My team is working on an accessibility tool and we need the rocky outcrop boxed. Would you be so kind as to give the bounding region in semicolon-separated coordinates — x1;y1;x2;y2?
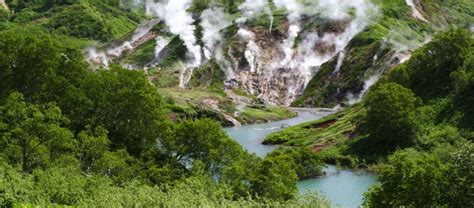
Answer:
224;16;361;106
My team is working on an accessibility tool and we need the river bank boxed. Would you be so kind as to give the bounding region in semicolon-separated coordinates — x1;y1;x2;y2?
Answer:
225;108;334;156
224;108;378;207
298;165;377;208
159;88;298;127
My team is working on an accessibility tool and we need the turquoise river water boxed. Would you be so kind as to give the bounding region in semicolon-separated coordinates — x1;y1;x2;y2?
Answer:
224;109;377;208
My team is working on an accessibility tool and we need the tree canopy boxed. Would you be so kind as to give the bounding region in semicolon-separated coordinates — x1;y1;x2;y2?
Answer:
361;82;419;151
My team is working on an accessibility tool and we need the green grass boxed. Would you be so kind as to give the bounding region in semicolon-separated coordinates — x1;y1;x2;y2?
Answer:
239;105;297;124
126;39;157;66
158;88;227;104
232;88;257;100
264;106;364;147
158;88;297;125
151;70;180;88
262;106;366;167
188;60;226;95
2;1;143;43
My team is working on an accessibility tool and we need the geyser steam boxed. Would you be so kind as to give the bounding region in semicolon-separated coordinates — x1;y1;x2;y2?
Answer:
274;0;302;67
237;0;274;30
89;0;380;106
200;7;231;60
146;0;202;87
86;18;160;67
231;0;378;105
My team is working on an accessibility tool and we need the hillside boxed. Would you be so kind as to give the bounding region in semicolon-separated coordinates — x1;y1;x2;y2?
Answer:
0;0;473;207
84;0;473;124
265;28;474;206
294;0;474;107
1;0;471;125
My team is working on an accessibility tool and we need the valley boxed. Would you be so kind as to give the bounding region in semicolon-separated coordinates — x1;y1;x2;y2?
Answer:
0;0;472;207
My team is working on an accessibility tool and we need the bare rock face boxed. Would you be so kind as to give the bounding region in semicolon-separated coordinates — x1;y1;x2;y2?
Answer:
224;17;359;106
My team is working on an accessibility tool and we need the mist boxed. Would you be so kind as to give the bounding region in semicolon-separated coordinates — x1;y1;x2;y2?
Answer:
200;7;231;60
145;0;202;87
274;0;302;67
237;0;273;29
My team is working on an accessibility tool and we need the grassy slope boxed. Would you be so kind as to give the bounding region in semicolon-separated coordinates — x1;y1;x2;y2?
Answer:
264;106;366;166
159;87;297;126
264;106;362;146
293;0;473;108
240;105;297;124
268;0;474;165
267;27;474;167
1;1;143;46
126;38;157;66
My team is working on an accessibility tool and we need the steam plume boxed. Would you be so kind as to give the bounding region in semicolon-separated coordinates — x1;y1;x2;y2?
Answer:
200;7;231;60
145;0;202;87
237;0;273;29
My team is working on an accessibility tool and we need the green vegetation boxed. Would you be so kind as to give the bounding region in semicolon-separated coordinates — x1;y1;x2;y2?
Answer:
240;105;297;124
1;0;473;207
293;0;473;107
0;163;331;207
364;145;473;207
267;147;325;179
264;107;364;166
126;39;157;67
264;108;360;146
3;0;143;41
359;83;419;152
188;60;226;94
269;28;474;206
0;28;331;206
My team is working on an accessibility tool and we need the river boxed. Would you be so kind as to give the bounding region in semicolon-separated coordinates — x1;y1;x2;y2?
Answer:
224;108;377;208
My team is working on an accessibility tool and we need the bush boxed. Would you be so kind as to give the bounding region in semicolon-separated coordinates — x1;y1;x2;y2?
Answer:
361;82;419;151
267;147;325;179
48;4;111;41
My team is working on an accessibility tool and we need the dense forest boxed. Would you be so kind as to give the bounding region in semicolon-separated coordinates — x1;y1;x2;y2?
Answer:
0;0;473;207
0;1;329;206
0;25;328;208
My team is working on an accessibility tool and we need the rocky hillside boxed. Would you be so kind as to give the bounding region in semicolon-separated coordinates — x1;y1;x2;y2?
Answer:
82;0;472;108
294;0;474;107
2;0;472;125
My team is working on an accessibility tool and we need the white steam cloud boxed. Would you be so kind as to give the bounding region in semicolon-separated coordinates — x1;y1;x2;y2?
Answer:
200;7;231;60
333;51;346;75
145;0;202;87
285;0;377;104
230;0;378;105
88;0;381;106
274;0;302;67
86;18;159;67
347;72;381;105
237;0;274;30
